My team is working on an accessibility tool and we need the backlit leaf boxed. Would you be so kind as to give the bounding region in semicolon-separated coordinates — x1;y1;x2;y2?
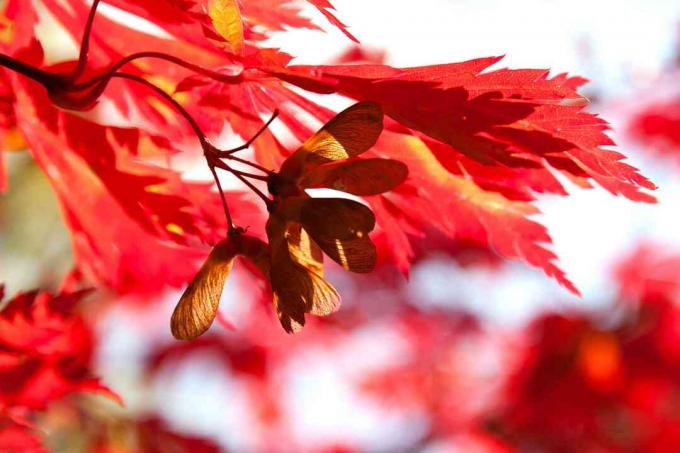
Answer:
208;0;244;54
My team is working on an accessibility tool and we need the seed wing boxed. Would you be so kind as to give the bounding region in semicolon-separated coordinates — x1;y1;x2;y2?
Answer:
171;241;236;340
299;158;408;196
280;102;383;178
300;198;377;273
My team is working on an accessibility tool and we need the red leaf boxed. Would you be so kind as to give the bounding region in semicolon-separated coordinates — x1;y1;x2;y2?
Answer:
0;289;119;410
305;0;359;43
367;132;579;294
630;96;680;160
0;421;47;453
270;58;656;202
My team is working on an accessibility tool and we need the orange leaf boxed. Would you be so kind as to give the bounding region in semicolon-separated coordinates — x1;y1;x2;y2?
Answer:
208;0;244;54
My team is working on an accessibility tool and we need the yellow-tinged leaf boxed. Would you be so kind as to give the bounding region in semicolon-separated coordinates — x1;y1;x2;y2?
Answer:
208;0;245;54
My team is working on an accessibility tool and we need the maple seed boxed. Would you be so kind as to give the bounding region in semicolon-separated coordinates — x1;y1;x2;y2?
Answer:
266;213;340;333
171;240;236;340
171;234;270;340
300;198;377;273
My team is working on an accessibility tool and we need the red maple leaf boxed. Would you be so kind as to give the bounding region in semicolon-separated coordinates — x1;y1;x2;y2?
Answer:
0;287;120;412
630;95;680;160
0;0;656;300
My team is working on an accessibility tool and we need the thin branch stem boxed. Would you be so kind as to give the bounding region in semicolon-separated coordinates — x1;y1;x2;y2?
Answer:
110;73;240;230
232;171;271;205
211;159;269;181
222;109;279;155
233;169;269;181
0;53;62;87
208;164;235;233
220;154;273;175
110;72;206;143
70;51;243;91
211;159;270;204
73;0;102;80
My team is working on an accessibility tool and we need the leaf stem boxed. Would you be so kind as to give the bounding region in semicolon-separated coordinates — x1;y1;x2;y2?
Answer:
72;0;102;80
0;53;62;88
110;73;206;143
221;109;279;155
221;154;273;175
110;72;238;231
208;164;235;233
211;159;271;205
69;51;243;91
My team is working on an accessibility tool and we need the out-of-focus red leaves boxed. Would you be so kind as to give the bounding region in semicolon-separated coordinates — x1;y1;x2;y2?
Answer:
491;245;680;451
88;417;220;453
615;243;680;304
630;96;680;159
0;289;120;410
361;311;511;437
0;420;46;453
0;70;23;192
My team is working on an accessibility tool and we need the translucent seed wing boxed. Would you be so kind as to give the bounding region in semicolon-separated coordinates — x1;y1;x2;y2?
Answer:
267;214;340;333
299;158;408;195
171;241;236;340
271;258;341;333
279;102;384;178
286;222;324;276
300;198;377;273
313;236;377;274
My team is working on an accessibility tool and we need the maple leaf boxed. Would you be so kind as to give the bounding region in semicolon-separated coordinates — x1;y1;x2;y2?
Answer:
269;59;656;202
0;289;120;411
0;34;238;294
364;132;581;293
9;75;226;294
630;96;680;160
208;0;245;54
305;0;359;43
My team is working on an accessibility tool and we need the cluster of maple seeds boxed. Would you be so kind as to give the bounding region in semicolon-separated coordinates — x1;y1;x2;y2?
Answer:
0;0;407;336
172;102;409;337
